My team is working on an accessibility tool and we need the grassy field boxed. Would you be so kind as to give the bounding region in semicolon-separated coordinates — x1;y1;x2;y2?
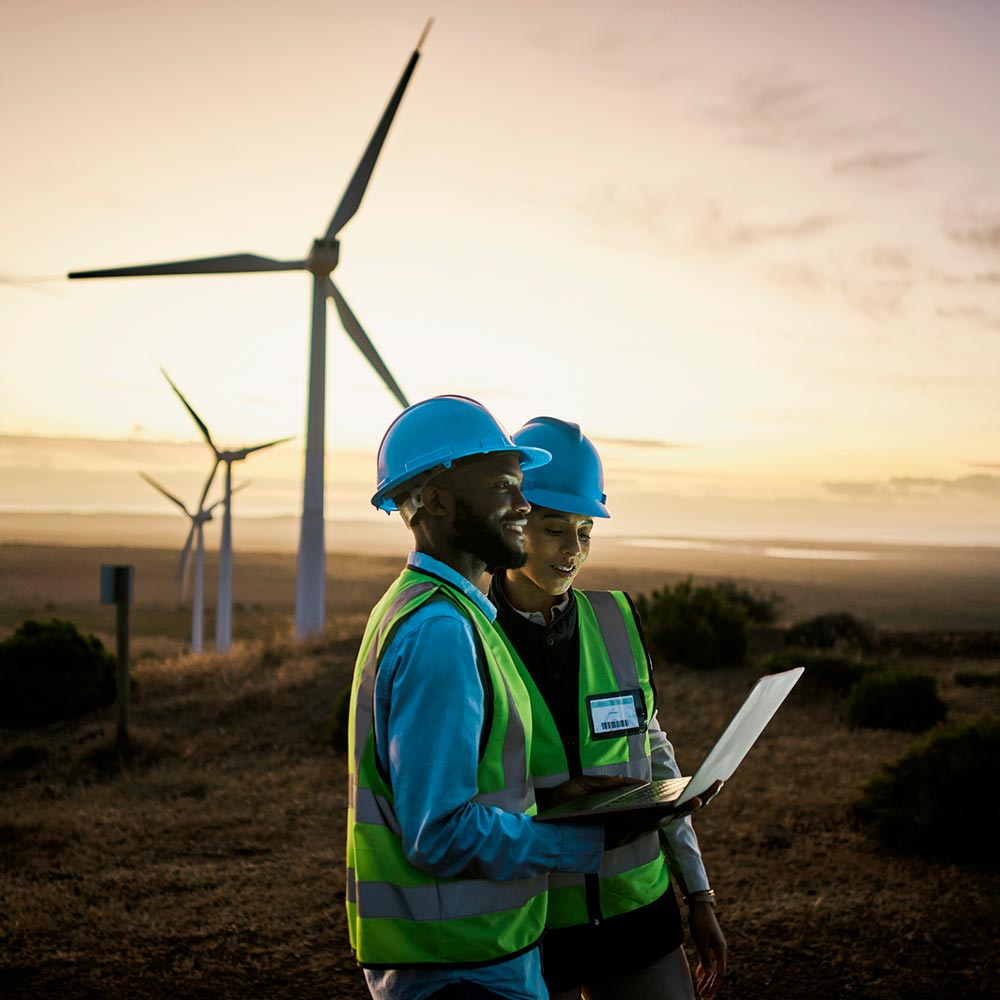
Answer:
1;542;999;998
2;537;999;651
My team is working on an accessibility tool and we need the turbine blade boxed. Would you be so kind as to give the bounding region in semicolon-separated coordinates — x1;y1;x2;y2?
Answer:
68;254;306;279
196;459;221;512
328;279;409;408
323;20;432;241
236;436;295;459
160;369;217;453
139;471;190;516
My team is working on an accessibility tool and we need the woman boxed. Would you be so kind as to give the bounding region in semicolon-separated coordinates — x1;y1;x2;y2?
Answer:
489;416;727;1000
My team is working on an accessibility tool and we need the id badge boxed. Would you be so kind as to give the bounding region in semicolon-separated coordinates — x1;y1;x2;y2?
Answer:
586;689;647;740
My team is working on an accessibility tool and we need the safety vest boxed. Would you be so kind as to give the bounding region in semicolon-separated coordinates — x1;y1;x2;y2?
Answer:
346;567;548;968
501;590;671;929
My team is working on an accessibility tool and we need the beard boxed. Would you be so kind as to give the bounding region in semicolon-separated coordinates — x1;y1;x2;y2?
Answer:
453;498;527;571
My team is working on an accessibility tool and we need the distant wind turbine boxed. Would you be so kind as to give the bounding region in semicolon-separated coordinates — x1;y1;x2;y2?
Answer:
161;370;292;653
67;22;430;638
139;470;229;654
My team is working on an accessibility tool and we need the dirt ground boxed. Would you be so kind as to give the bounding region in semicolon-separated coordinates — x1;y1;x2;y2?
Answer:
1;546;999;998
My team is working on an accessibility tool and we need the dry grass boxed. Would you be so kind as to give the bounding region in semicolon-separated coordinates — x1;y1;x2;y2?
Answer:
1;626;367;1000
1;545;999;998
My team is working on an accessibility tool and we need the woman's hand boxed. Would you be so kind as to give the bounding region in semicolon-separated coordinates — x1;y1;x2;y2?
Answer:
689;901;727;998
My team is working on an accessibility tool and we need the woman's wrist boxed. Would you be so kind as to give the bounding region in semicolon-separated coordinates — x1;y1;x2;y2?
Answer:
683;888;717;907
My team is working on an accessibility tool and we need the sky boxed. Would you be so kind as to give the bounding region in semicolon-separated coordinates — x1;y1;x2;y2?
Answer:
2;0;999;549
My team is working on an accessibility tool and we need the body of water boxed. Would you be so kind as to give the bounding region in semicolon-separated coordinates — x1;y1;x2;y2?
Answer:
619;537;882;561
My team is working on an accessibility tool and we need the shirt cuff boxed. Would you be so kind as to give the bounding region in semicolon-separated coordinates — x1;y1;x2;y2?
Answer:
553;822;605;874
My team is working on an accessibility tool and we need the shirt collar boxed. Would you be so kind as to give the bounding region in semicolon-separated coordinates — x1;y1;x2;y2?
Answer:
407;551;497;623
514;592;571;626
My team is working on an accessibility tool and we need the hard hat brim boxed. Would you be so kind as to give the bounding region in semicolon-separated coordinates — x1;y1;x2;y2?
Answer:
373;444;552;512
522;486;610;519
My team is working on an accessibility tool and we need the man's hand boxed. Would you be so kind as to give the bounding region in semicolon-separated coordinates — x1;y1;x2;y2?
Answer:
535;774;644;812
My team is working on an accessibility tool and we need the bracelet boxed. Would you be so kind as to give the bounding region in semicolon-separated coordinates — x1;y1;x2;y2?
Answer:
683;889;716;907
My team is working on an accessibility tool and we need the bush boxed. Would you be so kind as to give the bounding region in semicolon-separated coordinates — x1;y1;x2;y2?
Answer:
846;670;947;732
712;580;783;625
0;618;117;727
636;578;749;670
955;670;1000;688
762;649;880;696
786;612;875;653
852;714;1000;864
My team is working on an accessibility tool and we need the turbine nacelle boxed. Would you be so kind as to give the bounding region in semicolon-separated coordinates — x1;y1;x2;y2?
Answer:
307;239;341;275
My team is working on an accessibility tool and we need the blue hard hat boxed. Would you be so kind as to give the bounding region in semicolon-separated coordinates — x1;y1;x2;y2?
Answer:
512;416;609;518
372;395;552;512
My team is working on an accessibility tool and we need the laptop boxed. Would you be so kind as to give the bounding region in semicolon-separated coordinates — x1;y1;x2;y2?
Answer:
533;666;804;823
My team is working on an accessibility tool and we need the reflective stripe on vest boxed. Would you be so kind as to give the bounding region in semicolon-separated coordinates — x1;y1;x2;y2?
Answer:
503;589;671;929
346;569;547;967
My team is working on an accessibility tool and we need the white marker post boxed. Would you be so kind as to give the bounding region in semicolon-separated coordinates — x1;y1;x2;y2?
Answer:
100;564;133;755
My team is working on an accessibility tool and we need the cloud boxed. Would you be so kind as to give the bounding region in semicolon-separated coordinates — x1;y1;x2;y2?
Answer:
832;148;929;178
579;183;679;250
526;21;680;91
765;244;914;321
595;436;688;451
834;246;914;321
709;69;896;153
825;473;1000;500
935;303;1000;331
949;220;1000;255
580;185;843;260
697;207;842;251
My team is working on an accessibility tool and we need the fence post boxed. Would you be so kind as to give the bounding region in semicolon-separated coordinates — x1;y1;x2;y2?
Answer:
100;564;133;755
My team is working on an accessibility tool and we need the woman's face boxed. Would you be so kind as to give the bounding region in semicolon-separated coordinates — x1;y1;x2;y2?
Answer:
514;506;594;601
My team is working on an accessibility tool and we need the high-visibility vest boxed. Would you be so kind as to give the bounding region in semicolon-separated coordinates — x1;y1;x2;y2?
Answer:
346;567;548;968
500;590;671;929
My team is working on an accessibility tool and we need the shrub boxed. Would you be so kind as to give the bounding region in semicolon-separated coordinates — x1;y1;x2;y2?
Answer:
955;670;1000;688
845;670;947;732
712;579;783;626
852;714;1000;864
636;578;749;670
0;618;117;727
786;612;875;653
762;649;880;696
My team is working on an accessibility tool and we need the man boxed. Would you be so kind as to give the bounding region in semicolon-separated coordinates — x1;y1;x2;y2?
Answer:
346;395;609;1000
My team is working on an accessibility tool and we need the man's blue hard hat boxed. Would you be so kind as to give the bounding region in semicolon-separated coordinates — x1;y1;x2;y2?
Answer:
512;416;609;518
372;395;551;512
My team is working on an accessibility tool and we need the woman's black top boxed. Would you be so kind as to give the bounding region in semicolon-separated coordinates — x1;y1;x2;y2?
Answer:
488;575;684;991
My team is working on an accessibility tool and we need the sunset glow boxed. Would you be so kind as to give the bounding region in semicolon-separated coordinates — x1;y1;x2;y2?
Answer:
2;1;998;548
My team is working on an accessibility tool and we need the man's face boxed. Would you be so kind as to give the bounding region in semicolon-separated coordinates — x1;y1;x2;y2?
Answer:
442;454;531;570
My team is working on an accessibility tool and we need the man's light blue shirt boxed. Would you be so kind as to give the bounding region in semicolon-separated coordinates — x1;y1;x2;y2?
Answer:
364;551;604;1000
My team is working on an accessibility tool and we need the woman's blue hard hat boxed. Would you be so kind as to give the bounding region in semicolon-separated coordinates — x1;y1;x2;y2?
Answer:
512;416;609;518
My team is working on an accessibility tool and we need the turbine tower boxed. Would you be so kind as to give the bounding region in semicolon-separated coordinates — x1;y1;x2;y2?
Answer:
139;470;227;653
162;370;292;653
68;21;431;638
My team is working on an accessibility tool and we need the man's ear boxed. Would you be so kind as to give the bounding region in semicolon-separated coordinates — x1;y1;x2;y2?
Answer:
419;483;452;518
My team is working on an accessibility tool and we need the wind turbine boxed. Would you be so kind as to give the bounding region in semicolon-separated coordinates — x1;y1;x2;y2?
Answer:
161;370;292;653
139;470;228;654
67;22;431;638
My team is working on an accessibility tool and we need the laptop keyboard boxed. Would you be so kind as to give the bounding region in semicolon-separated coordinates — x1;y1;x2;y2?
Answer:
611;776;690;807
